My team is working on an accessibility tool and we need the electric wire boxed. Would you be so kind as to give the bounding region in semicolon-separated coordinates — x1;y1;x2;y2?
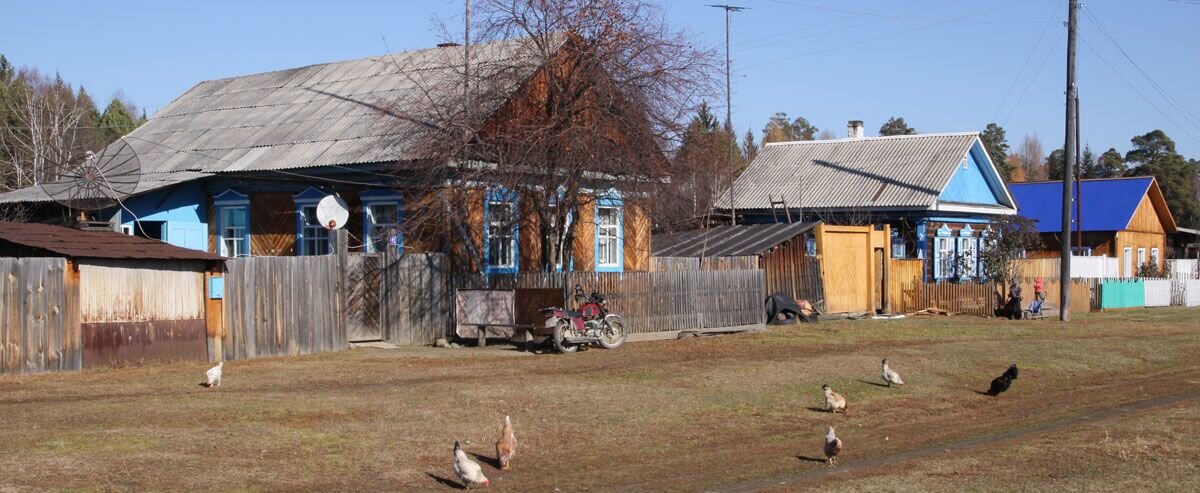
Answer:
991;0;1063;123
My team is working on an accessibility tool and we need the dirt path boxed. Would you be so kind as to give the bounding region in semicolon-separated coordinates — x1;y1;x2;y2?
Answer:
728;384;1200;492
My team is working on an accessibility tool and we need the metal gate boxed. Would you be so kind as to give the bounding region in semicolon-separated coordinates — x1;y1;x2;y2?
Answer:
347;254;384;341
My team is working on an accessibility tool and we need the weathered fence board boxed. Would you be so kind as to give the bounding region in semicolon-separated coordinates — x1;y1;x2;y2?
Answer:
221;255;346;360
386;253;450;345
1014;256;1121;279
449;270;765;334
0;258;79;374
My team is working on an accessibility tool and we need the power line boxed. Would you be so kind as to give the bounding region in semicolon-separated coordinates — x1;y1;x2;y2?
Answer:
1079;37;1200;145
738;0;972;52
1082;6;1200;135
741;0;1038;71
765;0;1046;25
991;0;1063;122
1001;30;1065;126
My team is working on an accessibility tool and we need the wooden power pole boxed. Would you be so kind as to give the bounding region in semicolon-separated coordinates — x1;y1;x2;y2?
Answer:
710;4;745;223
1060;0;1079;321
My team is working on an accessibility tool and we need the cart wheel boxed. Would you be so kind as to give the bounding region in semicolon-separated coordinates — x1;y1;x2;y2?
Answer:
553;321;577;354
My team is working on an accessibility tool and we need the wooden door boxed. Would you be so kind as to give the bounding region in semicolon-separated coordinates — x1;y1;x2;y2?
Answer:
823;232;870;313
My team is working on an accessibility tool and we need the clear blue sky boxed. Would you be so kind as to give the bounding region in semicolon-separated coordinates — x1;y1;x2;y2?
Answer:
4;0;1199;157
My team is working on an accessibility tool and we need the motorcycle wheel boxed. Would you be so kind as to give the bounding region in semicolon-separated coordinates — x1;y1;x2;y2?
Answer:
553;320;578;354
598;318;627;350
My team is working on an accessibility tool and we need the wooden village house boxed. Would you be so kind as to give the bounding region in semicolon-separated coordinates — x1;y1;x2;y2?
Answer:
0;35;655;273
714;122;1018;283
1009;176;1178;277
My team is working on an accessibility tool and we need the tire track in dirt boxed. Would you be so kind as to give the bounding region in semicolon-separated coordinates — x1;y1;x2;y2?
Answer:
727;385;1200;492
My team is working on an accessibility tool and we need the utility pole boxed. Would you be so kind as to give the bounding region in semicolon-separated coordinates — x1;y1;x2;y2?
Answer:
710;4;746;224
464;0;471;118
1060;0;1079;321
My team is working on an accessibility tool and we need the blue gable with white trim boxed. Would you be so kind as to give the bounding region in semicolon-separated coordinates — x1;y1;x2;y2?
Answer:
938;143;1007;207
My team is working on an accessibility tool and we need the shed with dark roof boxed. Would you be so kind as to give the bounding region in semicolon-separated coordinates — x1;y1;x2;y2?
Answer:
0;222;222;370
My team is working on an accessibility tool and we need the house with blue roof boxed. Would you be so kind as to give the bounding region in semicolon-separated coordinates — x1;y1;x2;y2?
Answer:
716;122;1018;283
1009;176;1177;277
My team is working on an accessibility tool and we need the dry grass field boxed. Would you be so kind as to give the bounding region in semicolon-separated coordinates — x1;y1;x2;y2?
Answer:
2;308;1199;492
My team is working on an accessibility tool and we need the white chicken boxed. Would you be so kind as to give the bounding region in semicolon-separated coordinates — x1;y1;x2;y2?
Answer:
454;441;489;489
496;415;517;470
824;425;842;466
882;359;905;387
822;384;847;414
205;361;223;388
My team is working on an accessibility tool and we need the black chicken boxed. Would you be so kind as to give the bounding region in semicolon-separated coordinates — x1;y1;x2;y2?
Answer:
986;364;1019;396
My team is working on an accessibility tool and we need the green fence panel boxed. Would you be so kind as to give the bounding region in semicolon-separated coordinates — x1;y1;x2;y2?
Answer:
1099;279;1144;309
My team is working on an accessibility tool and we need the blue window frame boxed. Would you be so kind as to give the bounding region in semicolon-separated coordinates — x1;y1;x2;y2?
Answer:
957;225;976;281
361;190;403;254
294;188;330;256
594;193;623;272
484;188;519;274
890;230;906;259
213;189;250;258
933;225;954;281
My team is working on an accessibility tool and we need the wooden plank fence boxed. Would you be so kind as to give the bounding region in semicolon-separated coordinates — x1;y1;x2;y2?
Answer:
384;253;450;346
891;277;1095;316
221;255;347;360
1;258;80;374
450;270;766;334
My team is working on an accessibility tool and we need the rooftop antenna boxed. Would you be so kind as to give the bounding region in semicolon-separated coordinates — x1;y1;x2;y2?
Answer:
710;4;747;224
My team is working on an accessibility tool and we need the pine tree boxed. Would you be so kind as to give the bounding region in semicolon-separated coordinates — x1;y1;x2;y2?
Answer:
1096;148;1126;178
1124;130;1200;227
980;123;1011;181
98;97;136;143
878;116;916;136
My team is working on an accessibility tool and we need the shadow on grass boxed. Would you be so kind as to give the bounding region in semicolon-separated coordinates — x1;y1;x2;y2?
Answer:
805;406;834;414
973;390;993;396
426;473;465;489
469;452;501;469
795;455;828;463
856;379;890;388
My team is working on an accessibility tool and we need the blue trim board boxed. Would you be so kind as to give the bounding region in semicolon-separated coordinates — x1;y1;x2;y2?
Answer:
484;187;519;274
594;192;624;273
360;190;404;254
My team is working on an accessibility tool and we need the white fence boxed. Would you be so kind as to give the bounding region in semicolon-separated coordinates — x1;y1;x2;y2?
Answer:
1167;259;1199;279
1144;279;1172;307
1175;279;1200;307
1075;256;1121;278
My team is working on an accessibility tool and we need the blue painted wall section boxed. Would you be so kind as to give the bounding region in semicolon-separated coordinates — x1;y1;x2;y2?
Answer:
938;144;1004;206
117;182;208;251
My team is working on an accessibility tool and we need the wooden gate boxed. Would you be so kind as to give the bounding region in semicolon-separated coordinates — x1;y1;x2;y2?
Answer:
346;254;384;342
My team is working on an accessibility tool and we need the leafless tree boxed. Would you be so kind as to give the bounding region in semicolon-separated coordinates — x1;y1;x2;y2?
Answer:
0;68;99;191
1010;133;1046;182
387;0;717;272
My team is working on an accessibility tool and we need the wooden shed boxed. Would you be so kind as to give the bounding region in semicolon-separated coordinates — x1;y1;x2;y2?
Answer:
1010;177;1177;277
0;222;222;371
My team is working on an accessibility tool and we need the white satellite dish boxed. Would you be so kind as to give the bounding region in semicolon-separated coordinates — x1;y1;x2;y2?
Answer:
316;194;350;230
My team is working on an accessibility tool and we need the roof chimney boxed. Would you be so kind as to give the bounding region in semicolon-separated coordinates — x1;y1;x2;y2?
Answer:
847;120;865;139
437;42;462;48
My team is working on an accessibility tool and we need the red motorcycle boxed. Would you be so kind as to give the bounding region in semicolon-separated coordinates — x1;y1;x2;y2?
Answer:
540;285;627;353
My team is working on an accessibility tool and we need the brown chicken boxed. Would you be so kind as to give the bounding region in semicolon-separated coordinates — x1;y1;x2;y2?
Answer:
496;415;517;470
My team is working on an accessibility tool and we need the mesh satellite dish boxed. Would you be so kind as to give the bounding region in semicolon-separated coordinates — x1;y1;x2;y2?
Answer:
316;194;350;229
40;137;141;211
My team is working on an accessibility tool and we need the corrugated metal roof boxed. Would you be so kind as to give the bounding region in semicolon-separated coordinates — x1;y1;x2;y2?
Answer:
1009;177;1176;233
0;171;212;204
102;36;565;175
716;133;987;211
653;222;819;257
0;221;222;261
